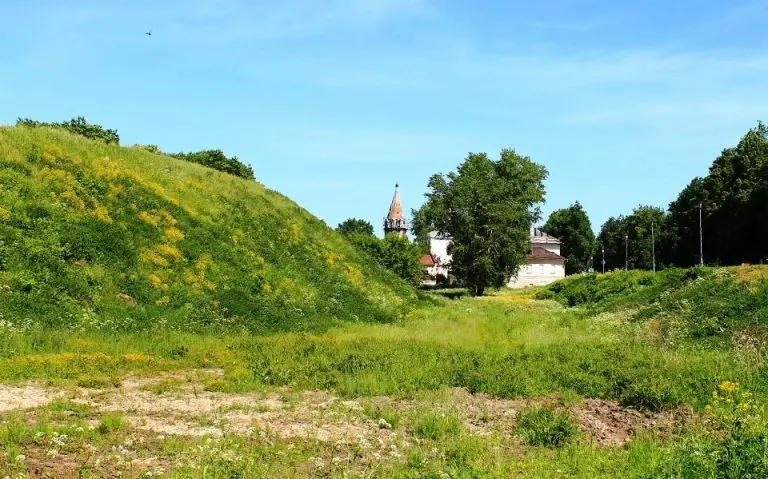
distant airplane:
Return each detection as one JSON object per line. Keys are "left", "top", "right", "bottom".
{"left": 145, "top": 29, "right": 152, "bottom": 36}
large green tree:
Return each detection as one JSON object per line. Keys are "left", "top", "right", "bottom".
{"left": 541, "top": 202, "right": 595, "bottom": 275}
{"left": 412, "top": 149, "right": 547, "bottom": 296}
{"left": 336, "top": 218, "right": 375, "bottom": 237}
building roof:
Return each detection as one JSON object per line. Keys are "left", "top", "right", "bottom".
{"left": 531, "top": 227, "right": 561, "bottom": 244}
{"left": 387, "top": 184, "right": 405, "bottom": 221}
{"left": 429, "top": 228, "right": 561, "bottom": 243}
{"left": 419, "top": 254, "right": 436, "bottom": 266}
{"left": 528, "top": 246, "right": 564, "bottom": 261}
{"left": 428, "top": 231, "right": 451, "bottom": 240}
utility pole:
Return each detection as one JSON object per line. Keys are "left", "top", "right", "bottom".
{"left": 651, "top": 222, "right": 656, "bottom": 273}
{"left": 699, "top": 202, "right": 704, "bottom": 266}
{"left": 601, "top": 246, "right": 605, "bottom": 274}
{"left": 625, "top": 235, "right": 629, "bottom": 270}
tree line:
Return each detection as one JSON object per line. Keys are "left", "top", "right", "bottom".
{"left": 598, "top": 122, "right": 768, "bottom": 270}
{"left": 16, "top": 117, "right": 255, "bottom": 180}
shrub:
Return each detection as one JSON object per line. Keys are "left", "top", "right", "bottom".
{"left": 514, "top": 404, "right": 577, "bottom": 447}
{"left": 17, "top": 117, "right": 119, "bottom": 144}
{"left": 169, "top": 149, "right": 254, "bottom": 180}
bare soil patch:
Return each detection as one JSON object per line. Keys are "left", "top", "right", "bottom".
{"left": 2, "top": 371, "right": 683, "bottom": 449}
{"left": 0, "top": 384, "right": 58, "bottom": 412}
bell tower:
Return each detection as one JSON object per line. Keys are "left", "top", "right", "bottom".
{"left": 383, "top": 183, "right": 408, "bottom": 237}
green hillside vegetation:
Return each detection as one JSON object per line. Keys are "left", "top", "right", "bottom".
{"left": 0, "top": 125, "right": 415, "bottom": 333}
{"left": 537, "top": 266, "right": 768, "bottom": 346}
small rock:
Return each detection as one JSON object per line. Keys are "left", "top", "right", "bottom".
{"left": 117, "top": 293, "right": 137, "bottom": 306}
{"left": 378, "top": 418, "right": 392, "bottom": 430}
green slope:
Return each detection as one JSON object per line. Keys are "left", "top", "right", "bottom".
{"left": 0, "top": 126, "right": 415, "bottom": 333}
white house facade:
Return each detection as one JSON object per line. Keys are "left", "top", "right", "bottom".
{"left": 425, "top": 228, "right": 566, "bottom": 288}
{"left": 507, "top": 228, "right": 566, "bottom": 287}
{"left": 420, "top": 232, "right": 452, "bottom": 285}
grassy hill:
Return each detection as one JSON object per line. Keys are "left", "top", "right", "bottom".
{"left": 0, "top": 126, "right": 415, "bottom": 333}
{"left": 537, "top": 265, "right": 768, "bottom": 346}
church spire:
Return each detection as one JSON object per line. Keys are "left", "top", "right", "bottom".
{"left": 384, "top": 183, "right": 408, "bottom": 236}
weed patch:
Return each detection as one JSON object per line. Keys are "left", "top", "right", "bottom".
{"left": 515, "top": 404, "right": 578, "bottom": 447}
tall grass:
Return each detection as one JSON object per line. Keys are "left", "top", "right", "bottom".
{"left": 0, "top": 126, "right": 415, "bottom": 333}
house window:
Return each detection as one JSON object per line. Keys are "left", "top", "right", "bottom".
{"left": 551, "top": 263, "right": 557, "bottom": 274}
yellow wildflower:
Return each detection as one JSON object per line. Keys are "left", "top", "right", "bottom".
{"left": 163, "top": 227, "right": 185, "bottom": 242}
{"left": 138, "top": 211, "right": 160, "bottom": 227}
{"left": 289, "top": 223, "right": 301, "bottom": 244}
{"left": 148, "top": 274, "right": 168, "bottom": 291}
{"left": 719, "top": 381, "right": 739, "bottom": 395}
{"left": 195, "top": 254, "right": 212, "bottom": 272}
{"left": 123, "top": 353, "right": 150, "bottom": 362}
{"left": 93, "top": 204, "right": 112, "bottom": 224}
{"left": 156, "top": 243, "right": 182, "bottom": 259}
{"left": 60, "top": 189, "right": 85, "bottom": 209}
{"left": 140, "top": 249, "right": 169, "bottom": 267}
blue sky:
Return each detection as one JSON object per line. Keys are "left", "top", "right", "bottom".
{"left": 2, "top": 0, "right": 767, "bottom": 235}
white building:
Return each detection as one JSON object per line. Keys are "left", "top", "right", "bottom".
{"left": 507, "top": 228, "right": 566, "bottom": 287}
{"left": 425, "top": 228, "right": 566, "bottom": 288}
{"left": 420, "top": 232, "right": 452, "bottom": 285}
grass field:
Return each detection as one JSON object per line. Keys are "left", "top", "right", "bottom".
{"left": 2, "top": 271, "right": 767, "bottom": 478}
{"left": 1, "top": 126, "right": 767, "bottom": 477}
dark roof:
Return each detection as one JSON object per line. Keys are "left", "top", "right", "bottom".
{"left": 419, "top": 254, "right": 435, "bottom": 266}
{"left": 528, "top": 247, "right": 564, "bottom": 261}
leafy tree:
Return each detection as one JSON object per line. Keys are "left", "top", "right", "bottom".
{"left": 344, "top": 232, "right": 422, "bottom": 286}
{"left": 17, "top": 116, "right": 120, "bottom": 144}
{"left": 379, "top": 233, "right": 423, "bottom": 286}
{"left": 170, "top": 149, "right": 255, "bottom": 180}
{"left": 336, "top": 218, "right": 375, "bottom": 237}
{"left": 597, "top": 206, "right": 666, "bottom": 271}
{"left": 541, "top": 202, "right": 595, "bottom": 275}
{"left": 413, "top": 149, "right": 548, "bottom": 296}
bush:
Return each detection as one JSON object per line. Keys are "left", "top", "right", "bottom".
{"left": 514, "top": 404, "right": 577, "bottom": 447}
{"left": 17, "top": 117, "right": 119, "bottom": 144}
{"left": 169, "top": 149, "right": 254, "bottom": 180}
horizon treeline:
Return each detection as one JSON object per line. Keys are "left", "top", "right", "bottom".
{"left": 596, "top": 121, "right": 768, "bottom": 270}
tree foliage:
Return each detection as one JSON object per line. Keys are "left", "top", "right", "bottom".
{"left": 541, "top": 202, "right": 595, "bottom": 275}
{"left": 342, "top": 231, "right": 422, "bottom": 286}
{"left": 596, "top": 206, "right": 666, "bottom": 271}
{"left": 666, "top": 121, "right": 768, "bottom": 266}
{"left": 336, "top": 218, "right": 375, "bottom": 237}
{"left": 170, "top": 149, "right": 254, "bottom": 180}
{"left": 413, "top": 149, "right": 548, "bottom": 296}
{"left": 17, "top": 116, "right": 120, "bottom": 144}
